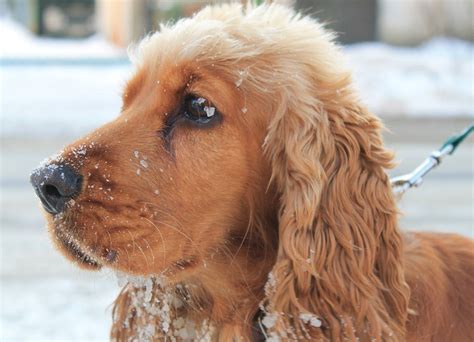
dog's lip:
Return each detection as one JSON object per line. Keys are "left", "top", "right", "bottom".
{"left": 55, "top": 231, "right": 102, "bottom": 268}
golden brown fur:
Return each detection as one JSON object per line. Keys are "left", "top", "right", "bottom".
{"left": 35, "top": 4, "right": 473, "bottom": 341}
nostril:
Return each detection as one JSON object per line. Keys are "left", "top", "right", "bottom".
{"left": 44, "top": 184, "right": 61, "bottom": 199}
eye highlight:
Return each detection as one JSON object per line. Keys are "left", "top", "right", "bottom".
{"left": 183, "top": 95, "right": 219, "bottom": 125}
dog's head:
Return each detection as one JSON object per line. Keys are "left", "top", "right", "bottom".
{"left": 31, "top": 4, "right": 409, "bottom": 340}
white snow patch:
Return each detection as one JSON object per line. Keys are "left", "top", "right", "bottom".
{"left": 235, "top": 69, "right": 246, "bottom": 87}
{"left": 114, "top": 272, "right": 214, "bottom": 341}
{"left": 204, "top": 106, "right": 215, "bottom": 117}
{"left": 265, "top": 272, "right": 277, "bottom": 296}
{"left": 262, "top": 313, "right": 278, "bottom": 329}
{"left": 266, "top": 334, "right": 281, "bottom": 342}
{"left": 299, "top": 313, "right": 322, "bottom": 328}
{"left": 196, "top": 97, "right": 206, "bottom": 105}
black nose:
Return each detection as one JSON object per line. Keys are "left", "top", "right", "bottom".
{"left": 30, "top": 163, "right": 82, "bottom": 214}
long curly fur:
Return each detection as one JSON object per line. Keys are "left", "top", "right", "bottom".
{"left": 33, "top": 3, "right": 473, "bottom": 342}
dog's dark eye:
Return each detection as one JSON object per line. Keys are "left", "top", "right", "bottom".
{"left": 183, "top": 95, "right": 218, "bottom": 125}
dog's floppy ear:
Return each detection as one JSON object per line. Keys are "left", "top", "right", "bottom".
{"left": 262, "top": 78, "right": 410, "bottom": 340}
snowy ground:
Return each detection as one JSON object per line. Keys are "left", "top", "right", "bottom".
{"left": 0, "top": 17, "right": 124, "bottom": 61}
{"left": 0, "top": 16, "right": 473, "bottom": 342}
{"left": 346, "top": 38, "right": 474, "bottom": 118}
{"left": 0, "top": 65, "right": 131, "bottom": 138}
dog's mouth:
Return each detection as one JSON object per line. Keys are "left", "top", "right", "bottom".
{"left": 55, "top": 231, "right": 102, "bottom": 269}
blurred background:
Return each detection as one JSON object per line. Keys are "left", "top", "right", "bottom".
{"left": 0, "top": 0, "right": 472, "bottom": 341}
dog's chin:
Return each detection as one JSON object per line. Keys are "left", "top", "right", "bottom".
{"left": 53, "top": 228, "right": 102, "bottom": 270}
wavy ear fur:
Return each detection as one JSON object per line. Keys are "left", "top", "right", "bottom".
{"left": 263, "top": 59, "right": 410, "bottom": 340}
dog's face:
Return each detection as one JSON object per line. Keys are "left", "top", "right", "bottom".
{"left": 31, "top": 38, "right": 272, "bottom": 279}
{"left": 31, "top": 5, "right": 412, "bottom": 340}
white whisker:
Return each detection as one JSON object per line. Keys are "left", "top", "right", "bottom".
{"left": 143, "top": 217, "right": 167, "bottom": 266}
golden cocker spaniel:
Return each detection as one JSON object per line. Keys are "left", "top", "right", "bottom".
{"left": 31, "top": 4, "right": 474, "bottom": 341}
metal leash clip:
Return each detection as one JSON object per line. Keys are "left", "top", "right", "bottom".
{"left": 391, "top": 124, "right": 473, "bottom": 196}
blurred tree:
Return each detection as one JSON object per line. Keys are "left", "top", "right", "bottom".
{"left": 296, "top": 0, "right": 377, "bottom": 44}
{"left": 38, "top": 0, "right": 95, "bottom": 37}
{"left": 5, "top": 0, "right": 95, "bottom": 38}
